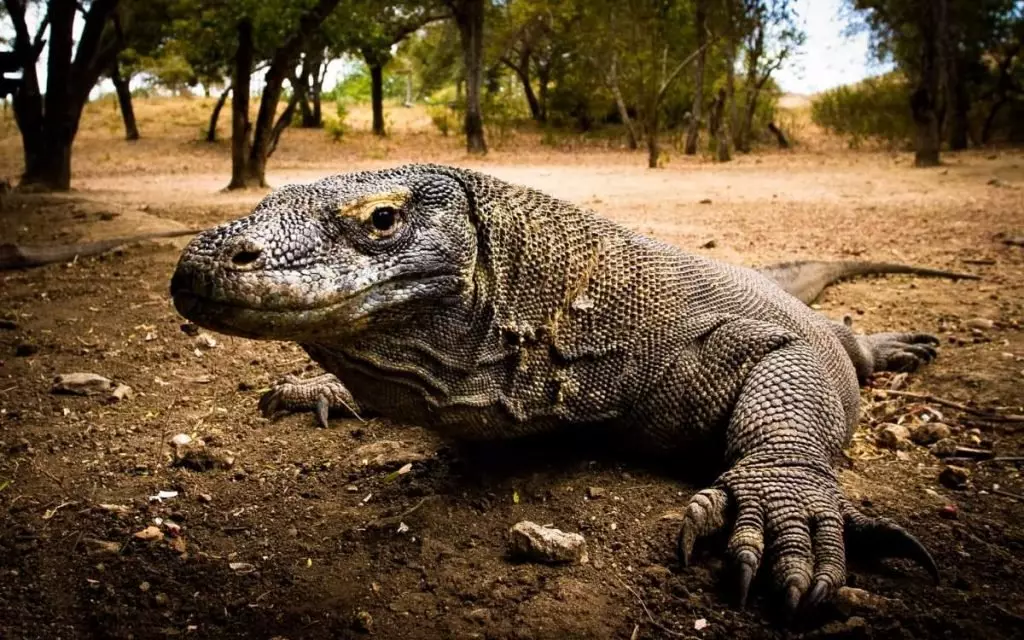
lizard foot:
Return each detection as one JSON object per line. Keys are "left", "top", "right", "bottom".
{"left": 859, "top": 332, "right": 939, "bottom": 373}
{"left": 677, "top": 460, "right": 937, "bottom": 612}
{"left": 258, "top": 373, "right": 361, "bottom": 428}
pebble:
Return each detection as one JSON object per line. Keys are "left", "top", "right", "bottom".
{"left": 134, "top": 526, "right": 163, "bottom": 542}
{"left": 940, "top": 465, "right": 970, "bottom": 490}
{"left": 194, "top": 333, "right": 218, "bottom": 349}
{"left": 930, "top": 437, "right": 959, "bottom": 457}
{"left": 172, "top": 439, "right": 235, "bottom": 471}
{"left": 508, "top": 521, "right": 589, "bottom": 564}
{"left": 938, "top": 504, "right": 959, "bottom": 519}
{"left": 876, "top": 424, "right": 912, "bottom": 450}
{"left": 51, "top": 373, "right": 114, "bottom": 396}
{"left": 587, "top": 486, "right": 606, "bottom": 500}
{"left": 14, "top": 343, "right": 38, "bottom": 357}
{"left": 911, "top": 423, "right": 952, "bottom": 445}
{"left": 353, "top": 610, "right": 373, "bottom": 632}
{"left": 834, "top": 587, "right": 891, "bottom": 616}
{"left": 965, "top": 317, "right": 995, "bottom": 330}
{"left": 107, "top": 384, "right": 133, "bottom": 403}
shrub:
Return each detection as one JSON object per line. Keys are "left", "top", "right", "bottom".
{"left": 811, "top": 73, "right": 914, "bottom": 148}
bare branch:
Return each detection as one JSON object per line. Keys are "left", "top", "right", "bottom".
{"left": 656, "top": 35, "right": 716, "bottom": 104}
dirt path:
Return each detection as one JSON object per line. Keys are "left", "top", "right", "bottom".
{"left": 1, "top": 151, "right": 1023, "bottom": 639}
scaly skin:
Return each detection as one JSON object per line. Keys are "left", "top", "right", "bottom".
{"left": 170, "top": 164, "right": 940, "bottom": 614}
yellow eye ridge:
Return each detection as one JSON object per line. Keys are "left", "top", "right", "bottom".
{"left": 336, "top": 189, "right": 411, "bottom": 224}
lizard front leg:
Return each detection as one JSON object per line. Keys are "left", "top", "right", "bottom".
{"left": 674, "top": 332, "right": 937, "bottom": 611}
{"left": 259, "top": 373, "right": 363, "bottom": 428}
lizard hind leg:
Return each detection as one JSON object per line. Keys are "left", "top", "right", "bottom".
{"left": 258, "top": 373, "right": 363, "bottom": 428}
{"left": 858, "top": 331, "right": 939, "bottom": 373}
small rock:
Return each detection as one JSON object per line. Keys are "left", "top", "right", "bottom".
{"left": 172, "top": 439, "right": 235, "bottom": 471}
{"left": 834, "top": 587, "right": 891, "bottom": 616}
{"left": 169, "top": 433, "right": 193, "bottom": 448}
{"left": 353, "top": 610, "right": 373, "bottom": 633}
{"left": 930, "top": 437, "right": 959, "bottom": 457}
{"left": 139, "top": 581, "right": 151, "bottom": 592}
{"left": 911, "top": 423, "right": 952, "bottom": 446}
{"left": 134, "top": 526, "right": 163, "bottom": 542}
{"left": 197, "top": 493, "right": 213, "bottom": 503}
{"left": 154, "top": 593, "right": 170, "bottom": 607}
{"left": 350, "top": 440, "right": 427, "bottom": 470}
{"left": 508, "top": 521, "right": 588, "bottom": 564}
{"left": 587, "top": 486, "right": 606, "bottom": 500}
{"left": 229, "top": 562, "right": 256, "bottom": 573}
{"left": 939, "top": 465, "right": 970, "bottom": 490}
{"left": 14, "top": 343, "right": 38, "bottom": 357}
{"left": 698, "top": 198, "right": 712, "bottom": 205}
{"left": 168, "top": 537, "right": 188, "bottom": 554}
{"left": 700, "top": 239, "right": 717, "bottom": 249}
{"left": 819, "top": 616, "right": 867, "bottom": 637}
{"left": 694, "top": 618, "right": 708, "bottom": 631}
{"left": 83, "top": 538, "right": 121, "bottom": 555}
{"left": 938, "top": 504, "right": 958, "bottom": 520}
{"left": 107, "top": 384, "right": 133, "bottom": 403}
{"left": 965, "top": 317, "right": 995, "bottom": 330}
{"left": 51, "top": 373, "right": 113, "bottom": 396}
{"left": 194, "top": 333, "right": 218, "bottom": 349}
{"left": 96, "top": 503, "right": 131, "bottom": 516}
{"left": 180, "top": 323, "right": 200, "bottom": 337}
{"left": 876, "top": 424, "right": 912, "bottom": 450}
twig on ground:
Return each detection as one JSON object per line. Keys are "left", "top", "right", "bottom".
{"left": 614, "top": 574, "right": 695, "bottom": 639}
{"left": 881, "top": 390, "right": 1024, "bottom": 423}
{"left": 992, "top": 488, "right": 1024, "bottom": 501}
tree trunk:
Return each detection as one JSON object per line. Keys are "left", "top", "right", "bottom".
{"left": 710, "top": 88, "right": 730, "bottom": 162}
{"left": 725, "top": 39, "right": 739, "bottom": 153}
{"left": 948, "top": 63, "right": 969, "bottom": 150}
{"left": 312, "top": 64, "right": 324, "bottom": 127}
{"left": 110, "top": 61, "right": 140, "bottom": 141}
{"left": 605, "top": 56, "right": 638, "bottom": 150}
{"left": 370, "top": 62, "right": 385, "bottom": 136}
{"left": 646, "top": 110, "right": 660, "bottom": 168}
{"left": 767, "top": 122, "right": 789, "bottom": 148}
{"left": 268, "top": 88, "right": 299, "bottom": 157}
{"left": 9, "top": 0, "right": 119, "bottom": 191}
{"left": 683, "top": 0, "right": 707, "bottom": 155}
{"left": 228, "top": 19, "right": 256, "bottom": 189}
{"left": 452, "top": 0, "right": 487, "bottom": 154}
{"left": 508, "top": 62, "right": 541, "bottom": 122}
{"left": 911, "top": 0, "right": 946, "bottom": 167}
{"left": 207, "top": 85, "right": 232, "bottom": 142}
{"left": 981, "top": 98, "right": 1007, "bottom": 144}
{"left": 228, "top": 0, "right": 343, "bottom": 190}
{"left": 536, "top": 63, "right": 550, "bottom": 122}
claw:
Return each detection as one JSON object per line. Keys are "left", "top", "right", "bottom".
{"left": 259, "top": 391, "right": 281, "bottom": 419}
{"left": 844, "top": 504, "right": 940, "bottom": 583}
{"left": 737, "top": 560, "right": 755, "bottom": 609}
{"left": 677, "top": 520, "right": 697, "bottom": 567}
{"left": 315, "top": 395, "right": 330, "bottom": 428}
{"left": 785, "top": 585, "right": 802, "bottom": 613}
{"left": 804, "top": 579, "right": 829, "bottom": 608}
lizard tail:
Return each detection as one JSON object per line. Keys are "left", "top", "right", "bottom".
{"left": 757, "top": 260, "right": 980, "bottom": 305}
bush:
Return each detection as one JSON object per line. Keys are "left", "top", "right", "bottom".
{"left": 811, "top": 73, "right": 914, "bottom": 147}
{"left": 325, "top": 101, "right": 349, "bottom": 142}
{"left": 427, "top": 105, "right": 452, "bottom": 136}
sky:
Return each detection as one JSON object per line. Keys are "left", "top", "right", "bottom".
{"left": 774, "top": 0, "right": 893, "bottom": 94}
{"left": 3, "top": 0, "right": 890, "bottom": 98}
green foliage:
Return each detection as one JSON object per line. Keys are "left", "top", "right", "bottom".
{"left": 811, "top": 73, "right": 914, "bottom": 147}
{"left": 323, "top": 64, "right": 406, "bottom": 103}
{"left": 427, "top": 105, "right": 453, "bottom": 136}
{"left": 325, "top": 102, "right": 349, "bottom": 141}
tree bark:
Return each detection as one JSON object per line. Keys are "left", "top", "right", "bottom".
{"left": 646, "top": 110, "right": 660, "bottom": 168}
{"left": 710, "top": 88, "right": 730, "bottom": 162}
{"left": 683, "top": 0, "right": 707, "bottom": 155}
{"left": 8, "top": 0, "right": 119, "bottom": 191}
{"left": 207, "top": 84, "right": 232, "bottom": 142}
{"left": 725, "top": 38, "right": 738, "bottom": 154}
{"left": 947, "top": 60, "right": 969, "bottom": 150}
{"left": 228, "top": 19, "right": 255, "bottom": 189}
{"left": 110, "top": 60, "right": 139, "bottom": 141}
{"left": 268, "top": 88, "right": 300, "bottom": 157}
{"left": 450, "top": 0, "right": 487, "bottom": 154}
{"left": 911, "top": 0, "right": 946, "bottom": 167}
{"left": 604, "top": 55, "right": 639, "bottom": 150}
{"left": 229, "top": 0, "right": 343, "bottom": 190}
{"left": 767, "top": 122, "right": 789, "bottom": 148}
{"left": 505, "top": 58, "right": 541, "bottom": 122}
{"left": 369, "top": 61, "right": 386, "bottom": 136}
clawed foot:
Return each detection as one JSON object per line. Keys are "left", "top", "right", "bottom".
{"left": 859, "top": 332, "right": 939, "bottom": 373}
{"left": 677, "top": 460, "right": 938, "bottom": 614}
{"left": 258, "top": 373, "right": 362, "bottom": 428}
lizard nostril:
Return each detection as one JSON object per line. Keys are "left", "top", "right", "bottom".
{"left": 230, "top": 248, "right": 262, "bottom": 267}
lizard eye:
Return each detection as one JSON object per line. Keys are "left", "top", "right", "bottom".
{"left": 370, "top": 206, "right": 398, "bottom": 233}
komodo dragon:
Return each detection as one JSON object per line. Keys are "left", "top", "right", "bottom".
{"left": 170, "top": 164, "right": 972, "bottom": 613}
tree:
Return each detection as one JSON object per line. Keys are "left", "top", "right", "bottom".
{"left": 446, "top": 0, "right": 487, "bottom": 153}
{"left": 735, "top": 0, "right": 802, "bottom": 152}
{"left": 227, "top": 0, "right": 344, "bottom": 189}
{"left": 849, "top": 0, "right": 950, "bottom": 166}
{"left": 5, "top": 0, "right": 122, "bottom": 190}
{"left": 683, "top": 0, "right": 708, "bottom": 155}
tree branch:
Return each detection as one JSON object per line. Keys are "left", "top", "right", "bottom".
{"left": 656, "top": 34, "right": 716, "bottom": 104}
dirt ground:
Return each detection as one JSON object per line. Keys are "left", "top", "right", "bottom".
{"left": 2, "top": 102, "right": 1024, "bottom": 639}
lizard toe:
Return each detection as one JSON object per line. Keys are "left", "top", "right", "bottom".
{"left": 257, "top": 373, "right": 361, "bottom": 427}
{"left": 677, "top": 487, "right": 729, "bottom": 567}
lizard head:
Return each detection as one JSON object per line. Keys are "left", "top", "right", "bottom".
{"left": 170, "top": 165, "right": 478, "bottom": 341}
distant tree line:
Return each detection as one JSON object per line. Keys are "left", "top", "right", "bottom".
{"left": 3, "top": 0, "right": 1019, "bottom": 191}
